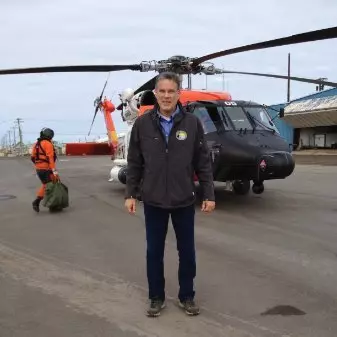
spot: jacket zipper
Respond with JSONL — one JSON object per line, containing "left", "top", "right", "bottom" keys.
{"left": 156, "top": 119, "right": 169, "bottom": 200}
{"left": 156, "top": 114, "right": 183, "bottom": 205}
{"left": 165, "top": 118, "right": 182, "bottom": 203}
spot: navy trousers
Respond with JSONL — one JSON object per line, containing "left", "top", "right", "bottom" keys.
{"left": 143, "top": 203, "right": 196, "bottom": 302}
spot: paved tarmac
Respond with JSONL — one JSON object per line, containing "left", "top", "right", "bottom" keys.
{"left": 1, "top": 156, "right": 337, "bottom": 337}
{"left": 292, "top": 153, "right": 337, "bottom": 166}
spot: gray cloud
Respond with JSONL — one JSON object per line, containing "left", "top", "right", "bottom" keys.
{"left": 0, "top": 0, "right": 337, "bottom": 142}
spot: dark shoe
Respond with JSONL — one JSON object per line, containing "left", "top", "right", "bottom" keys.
{"left": 146, "top": 298, "right": 166, "bottom": 317}
{"left": 178, "top": 298, "right": 200, "bottom": 316}
{"left": 32, "top": 199, "right": 41, "bottom": 213}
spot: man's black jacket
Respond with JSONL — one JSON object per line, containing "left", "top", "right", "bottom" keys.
{"left": 125, "top": 102, "right": 215, "bottom": 209}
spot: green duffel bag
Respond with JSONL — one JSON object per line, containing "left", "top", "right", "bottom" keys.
{"left": 43, "top": 181, "right": 69, "bottom": 210}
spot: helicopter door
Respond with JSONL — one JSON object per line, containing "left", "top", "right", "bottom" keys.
{"left": 189, "top": 104, "right": 226, "bottom": 165}
{"left": 191, "top": 104, "right": 224, "bottom": 134}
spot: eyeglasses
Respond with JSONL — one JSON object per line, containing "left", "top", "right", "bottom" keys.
{"left": 156, "top": 89, "right": 179, "bottom": 96}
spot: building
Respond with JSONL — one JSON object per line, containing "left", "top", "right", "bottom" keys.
{"left": 266, "top": 103, "right": 294, "bottom": 149}
{"left": 266, "top": 88, "right": 337, "bottom": 150}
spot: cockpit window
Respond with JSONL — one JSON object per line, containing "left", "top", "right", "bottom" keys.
{"left": 223, "top": 106, "right": 253, "bottom": 130}
{"left": 193, "top": 106, "right": 217, "bottom": 133}
{"left": 192, "top": 105, "right": 232, "bottom": 133}
{"left": 244, "top": 106, "right": 280, "bottom": 133}
{"left": 192, "top": 102, "right": 280, "bottom": 133}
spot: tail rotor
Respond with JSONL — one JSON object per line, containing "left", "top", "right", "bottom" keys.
{"left": 88, "top": 73, "right": 110, "bottom": 136}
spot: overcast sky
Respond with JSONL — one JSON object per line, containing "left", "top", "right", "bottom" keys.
{"left": 0, "top": 0, "right": 336, "bottom": 143}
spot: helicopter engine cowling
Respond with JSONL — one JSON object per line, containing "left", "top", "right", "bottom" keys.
{"left": 121, "top": 105, "right": 138, "bottom": 123}
{"left": 109, "top": 165, "right": 127, "bottom": 184}
{"left": 120, "top": 88, "right": 134, "bottom": 103}
{"left": 120, "top": 91, "right": 143, "bottom": 123}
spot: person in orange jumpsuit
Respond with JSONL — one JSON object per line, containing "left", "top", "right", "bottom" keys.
{"left": 30, "top": 128, "right": 59, "bottom": 212}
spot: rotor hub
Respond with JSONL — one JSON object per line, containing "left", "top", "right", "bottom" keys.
{"left": 156, "top": 55, "right": 192, "bottom": 74}
{"left": 139, "top": 55, "right": 217, "bottom": 75}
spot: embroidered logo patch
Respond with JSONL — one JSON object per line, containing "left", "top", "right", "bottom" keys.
{"left": 176, "top": 130, "right": 187, "bottom": 140}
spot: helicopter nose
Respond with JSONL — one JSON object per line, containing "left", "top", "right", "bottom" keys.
{"left": 256, "top": 151, "right": 295, "bottom": 181}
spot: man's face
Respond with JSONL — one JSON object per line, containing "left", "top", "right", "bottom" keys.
{"left": 154, "top": 79, "right": 180, "bottom": 114}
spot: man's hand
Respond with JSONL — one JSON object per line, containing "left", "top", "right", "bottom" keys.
{"left": 51, "top": 170, "right": 60, "bottom": 182}
{"left": 201, "top": 200, "right": 215, "bottom": 213}
{"left": 125, "top": 198, "right": 136, "bottom": 214}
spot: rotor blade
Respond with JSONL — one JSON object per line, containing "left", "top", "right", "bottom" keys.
{"left": 88, "top": 73, "right": 111, "bottom": 136}
{"left": 117, "top": 75, "right": 158, "bottom": 110}
{"left": 192, "top": 26, "right": 337, "bottom": 66}
{"left": 88, "top": 105, "right": 100, "bottom": 136}
{"left": 99, "top": 73, "right": 110, "bottom": 100}
{"left": 134, "top": 75, "right": 158, "bottom": 95}
{"left": 219, "top": 70, "right": 337, "bottom": 87}
{"left": 0, "top": 64, "right": 141, "bottom": 76}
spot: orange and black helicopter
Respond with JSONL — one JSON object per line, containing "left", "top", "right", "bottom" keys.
{"left": 1, "top": 26, "right": 337, "bottom": 195}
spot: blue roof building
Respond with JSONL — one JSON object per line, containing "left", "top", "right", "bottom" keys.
{"left": 266, "top": 88, "right": 337, "bottom": 150}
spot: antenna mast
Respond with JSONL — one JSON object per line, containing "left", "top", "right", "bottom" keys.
{"left": 287, "top": 53, "right": 291, "bottom": 102}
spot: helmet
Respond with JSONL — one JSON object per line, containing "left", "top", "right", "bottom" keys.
{"left": 40, "top": 127, "right": 54, "bottom": 140}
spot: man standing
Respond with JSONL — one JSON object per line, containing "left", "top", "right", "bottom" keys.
{"left": 31, "top": 127, "right": 59, "bottom": 212}
{"left": 125, "top": 72, "right": 215, "bottom": 317}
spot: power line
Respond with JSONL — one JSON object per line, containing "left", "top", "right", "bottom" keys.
{"left": 0, "top": 119, "right": 16, "bottom": 149}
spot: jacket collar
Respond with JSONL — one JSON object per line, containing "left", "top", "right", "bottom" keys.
{"left": 157, "top": 105, "right": 180, "bottom": 121}
{"left": 150, "top": 100, "right": 186, "bottom": 123}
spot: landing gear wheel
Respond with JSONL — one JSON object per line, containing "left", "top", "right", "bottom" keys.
{"left": 252, "top": 183, "right": 264, "bottom": 194}
{"left": 232, "top": 180, "right": 250, "bottom": 195}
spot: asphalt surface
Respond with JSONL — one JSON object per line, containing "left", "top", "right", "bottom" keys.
{"left": 292, "top": 153, "right": 337, "bottom": 166}
{"left": 0, "top": 156, "right": 337, "bottom": 337}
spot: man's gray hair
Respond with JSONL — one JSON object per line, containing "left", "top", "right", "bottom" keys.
{"left": 155, "top": 72, "right": 181, "bottom": 90}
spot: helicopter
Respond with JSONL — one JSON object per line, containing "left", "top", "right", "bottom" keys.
{"left": 0, "top": 26, "right": 337, "bottom": 195}
{"left": 108, "top": 86, "right": 291, "bottom": 195}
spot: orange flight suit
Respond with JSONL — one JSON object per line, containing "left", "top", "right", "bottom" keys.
{"left": 31, "top": 139, "right": 58, "bottom": 198}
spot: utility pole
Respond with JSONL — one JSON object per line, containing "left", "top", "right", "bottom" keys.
{"left": 15, "top": 118, "right": 24, "bottom": 156}
{"left": 12, "top": 126, "right": 17, "bottom": 146}
{"left": 0, "top": 135, "right": 5, "bottom": 150}
{"left": 8, "top": 130, "right": 12, "bottom": 152}
{"left": 316, "top": 78, "right": 327, "bottom": 92}
{"left": 5, "top": 134, "right": 8, "bottom": 151}
{"left": 287, "top": 53, "right": 291, "bottom": 102}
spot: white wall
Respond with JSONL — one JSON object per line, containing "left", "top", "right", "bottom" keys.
{"left": 326, "top": 133, "right": 337, "bottom": 147}
{"left": 299, "top": 127, "right": 337, "bottom": 148}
